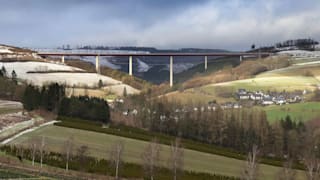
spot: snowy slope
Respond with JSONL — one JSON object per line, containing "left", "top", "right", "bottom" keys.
{"left": 0, "top": 45, "right": 13, "bottom": 54}
{"left": 0, "top": 62, "right": 122, "bottom": 87}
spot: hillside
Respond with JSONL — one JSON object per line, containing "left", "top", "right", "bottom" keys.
{"left": 165, "top": 53, "right": 320, "bottom": 104}
{"left": 0, "top": 44, "right": 140, "bottom": 98}
{"left": 0, "top": 44, "right": 41, "bottom": 61}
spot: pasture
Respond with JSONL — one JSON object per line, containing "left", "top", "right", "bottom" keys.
{"left": 9, "top": 125, "right": 307, "bottom": 180}
{"left": 263, "top": 102, "right": 320, "bottom": 123}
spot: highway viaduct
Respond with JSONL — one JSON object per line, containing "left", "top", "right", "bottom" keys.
{"left": 38, "top": 52, "right": 272, "bottom": 87}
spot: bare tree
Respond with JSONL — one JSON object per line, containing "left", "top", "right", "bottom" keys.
{"left": 76, "top": 145, "right": 89, "bottom": 171}
{"left": 141, "top": 138, "right": 161, "bottom": 180}
{"left": 243, "top": 144, "right": 259, "bottom": 180}
{"left": 63, "top": 136, "right": 74, "bottom": 171}
{"left": 39, "top": 136, "right": 46, "bottom": 168}
{"left": 304, "top": 153, "right": 320, "bottom": 180}
{"left": 168, "top": 138, "right": 184, "bottom": 180}
{"left": 277, "top": 160, "right": 296, "bottom": 180}
{"left": 110, "top": 140, "right": 124, "bottom": 180}
{"left": 28, "top": 137, "right": 38, "bottom": 166}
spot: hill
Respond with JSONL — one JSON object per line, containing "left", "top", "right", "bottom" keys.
{"left": 0, "top": 44, "right": 140, "bottom": 99}
{"left": 164, "top": 53, "right": 320, "bottom": 102}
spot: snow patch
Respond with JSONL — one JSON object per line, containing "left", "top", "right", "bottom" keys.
{"left": 162, "top": 63, "right": 195, "bottom": 74}
{"left": 278, "top": 50, "right": 320, "bottom": 58}
{"left": 137, "top": 58, "right": 151, "bottom": 72}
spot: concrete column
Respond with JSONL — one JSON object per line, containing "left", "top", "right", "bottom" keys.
{"left": 170, "top": 56, "right": 173, "bottom": 87}
{"left": 240, "top": 56, "right": 242, "bottom": 62}
{"left": 95, "top": 55, "right": 100, "bottom": 73}
{"left": 204, "top": 56, "right": 208, "bottom": 71}
{"left": 61, "top": 56, "right": 65, "bottom": 63}
{"left": 129, "top": 56, "right": 133, "bottom": 76}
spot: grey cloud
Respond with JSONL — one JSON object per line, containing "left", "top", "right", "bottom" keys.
{"left": 0, "top": 0, "right": 319, "bottom": 50}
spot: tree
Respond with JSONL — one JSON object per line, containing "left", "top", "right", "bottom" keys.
{"left": 63, "top": 136, "right": 74, "bottom": 171}
{"left": 110, "top": 141, "right": 124, "bottom": 179}
{"left": 304, "top": 146, "right": 320, "bottom": 180}
{"left": 123, "top": 86, "right": 127, "bottom": 97}
{"left": 28, "top": 137, "right": 38, "bottom": 166}
{"left": 313, "top": 89, "right": 320, "bottom": 101}
{"left": 168, "top": 138, "right": 184, "bottom": 180}
{"left": 98, "top": 79, "right": 103, "bottom": 88}
{"left": 1, "top": 66, "right": 7, "bottom": 77}
{"left": 141, "top": 138, "right": 161, "bottom": 180}
{"left": 277, "top": 160, "right": 296, "bottom": 180}
{"left": 243, "top": 144, "right": 259, "bottom": 180}
{"left": 39, "top": 136, "right": 46, "bottom": 168}
{"left": 11, "top": 70, "right": 17, "bottom": 84}
{"left": 76, "top": 145, "right": 89, "bottom": 171}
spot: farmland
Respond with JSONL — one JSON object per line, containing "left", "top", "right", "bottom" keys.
{"left": 9, "top": 125, "right": 307, "bottom": 180}
{"left": 263, "top": 102, "right": 320, "bottom": 123}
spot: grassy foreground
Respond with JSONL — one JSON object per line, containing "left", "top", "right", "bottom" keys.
{"left": 10, "top": 125, "right": 307, "bottom": 180}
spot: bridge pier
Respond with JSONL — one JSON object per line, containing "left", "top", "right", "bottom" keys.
{"left": 170, "top": 56, "right": 173, "bottom": 87}
{"left": 129, "top": 56, "right": 133, "bottom": 76}
{"left": 61, "top": 56, "right": 65, "bottom": 64}
{"left": 240, "top": 56, "right": 242, "bottom": 62}
{"left": 95, "top": 55, "right": 100, "bottom": 73}
{"left": 205, "top": 56, "right": 208, "bottom": 71}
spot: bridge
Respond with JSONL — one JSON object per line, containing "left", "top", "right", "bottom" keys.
{"left": 38, "top": 52, "right": 272, "bottom": 87}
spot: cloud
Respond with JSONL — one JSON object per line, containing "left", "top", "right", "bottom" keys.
{"left": 0, "top": 0, "right": 319, "bottom": 50}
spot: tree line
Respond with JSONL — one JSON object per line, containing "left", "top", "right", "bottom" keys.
{"left": 127, "top": 98, "right": 319, "bottom": 163}
{"left": 22, "top": 83, "right": 110, "bottom": 123}
{"left": 58, "top": 96, "right": 110, "bottom": 123}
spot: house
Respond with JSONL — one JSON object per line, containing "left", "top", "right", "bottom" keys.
{"left": 274, "top": 96, "right": 286, "bottom": 105}
{"left": 233, "top": 103, "right": 242, "bottom": 109}
{"left": 122, "top": 110, "right": 129, "bottom": 116}
{"left": 287, "top": 95, "right": 302, "bottom": 103}
{"left": 261, "top": 97, "right": 274, "bottom": 106}
{"left": 250, "top": 93, "right": 263, "bottom": 101}
{"left": 236, "top": 89, "right": 250, "bottom": 100}
{"left": 131, "top": 109, "right": 138, "bottom": 115}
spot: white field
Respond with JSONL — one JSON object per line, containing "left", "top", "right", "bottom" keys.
{"left": 103, "top": 84, "right": 140, "bottom": 95}
{"left": 278, "top": 50, "right": 320, "bottom": 58}
{"left": 0, "top": 61, "right": 139, "bottom": 94}
{"left": 0, "top": 45, "right": 13, "bottom": 54}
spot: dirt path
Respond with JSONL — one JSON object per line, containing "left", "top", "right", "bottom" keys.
{"left": 1, "top": 120, "right": 58, "bottom": 145}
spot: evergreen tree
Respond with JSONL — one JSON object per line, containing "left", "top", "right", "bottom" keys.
{"left": 11, "top": 70, "right": 17, "bottom": 84}
{"left": 123, "top": 87, "right": 127, "bottom": 97}
{"left": 98, "top": 79, "right": 103, "bottom": 88}
{"left": 1, "top": 66, "right": 7, "bottom": 77}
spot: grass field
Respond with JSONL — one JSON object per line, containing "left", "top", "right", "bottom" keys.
{"left": 0, "top": 168, "right": 35, "bottom": 179}
{"left": 209, "top": 76, "right": 318, "bottom": 92}
{"left": 263, "top": 102, "right": 320, "bottom": 123}
{"left": 9, "top": 125, "right": 307, "bottom": 180}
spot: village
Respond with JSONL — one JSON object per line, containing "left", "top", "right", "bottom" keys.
{"left": 117, "top": 88, "right": 306, "bottom": 116}
{"left": 218, "top": 88, "right": 305, "bottom": 109}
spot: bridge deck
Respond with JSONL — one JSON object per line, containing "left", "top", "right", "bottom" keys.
{"left": 38, "top": 52, "right": 271, "bottom": 57}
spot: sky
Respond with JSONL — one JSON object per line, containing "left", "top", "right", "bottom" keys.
{"left": 0, "top": 0, "right": 320, "bottom": 50}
